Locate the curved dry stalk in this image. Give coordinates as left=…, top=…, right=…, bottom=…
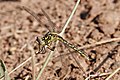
left=36, top=0, right=81, bottom=80
left=105, top=67, right=120, bottom=80
left=79, top=37, right=120, bottom=49
left=8, top=57, right=32, bottom=75
left=85, top=72, right=111, bottom=80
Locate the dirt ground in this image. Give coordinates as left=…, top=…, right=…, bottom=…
left=0, top=0, right=120, bottom=80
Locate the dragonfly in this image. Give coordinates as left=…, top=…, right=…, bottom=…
left=22, top=6, right=92, bottom=61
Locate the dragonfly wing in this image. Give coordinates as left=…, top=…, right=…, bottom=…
left=22, top=6, right=51, bottom=31
left=22, top=6, right=44, bottom=26
left=41, top=8, right=56, bottom=32
left=62, top=42, right=86, bottom=73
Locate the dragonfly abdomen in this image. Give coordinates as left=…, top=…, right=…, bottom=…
left=57, top=35, right=91, bottom=60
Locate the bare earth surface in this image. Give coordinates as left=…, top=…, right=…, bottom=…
left=0, top=0, right=120, bottom=80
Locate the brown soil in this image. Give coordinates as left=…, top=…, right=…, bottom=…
left=0, top=0, right=120, bottom=80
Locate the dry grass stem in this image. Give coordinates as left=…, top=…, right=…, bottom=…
left=79, top=37, right=120, bottom=49
left=28, top=44, right=36, bottom=80
left=85, top=72, right=111, bottom=80
left=36, top=0, right=81, bottom=79
left=8, top=57, right=32, bottom=75
left=105, top=67, right=120, bottom=80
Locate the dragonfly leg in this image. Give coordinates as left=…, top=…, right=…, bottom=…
left=36, top=37, right=41, bottom=54
left=37, top=43, right=41, bottom=53
left=47, top=46, right=55, bottom=51
left=40, top=46, right=46, bottom=54
left=47, top=45, right=55, bottom=51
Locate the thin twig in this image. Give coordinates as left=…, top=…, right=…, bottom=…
left=105, top=67, right=120, bottom=80
left=8, top=39, right=34, bottom=75
left=85, top=72, right=111, bottom=80
left=79, top=37, right=120, bottom=49
left=36, top=0, right=81, bottom=80
left=28, top=44, right=36, bottom=80
left=8, top=57, right=32, bottom=75
left=59, top=0, right=80, bottom=36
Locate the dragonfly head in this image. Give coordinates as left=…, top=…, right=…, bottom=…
left=36, top=37, right=46, bottom=53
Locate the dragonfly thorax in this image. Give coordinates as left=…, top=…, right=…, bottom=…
left=41, top=32, right=58, bottom=45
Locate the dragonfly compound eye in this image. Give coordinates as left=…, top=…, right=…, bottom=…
left=47, top=36, right=51, bottom=40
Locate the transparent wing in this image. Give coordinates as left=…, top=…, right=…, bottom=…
left=22, top=6, right=45, bottom=29
left=41, top=8, right=55, bottom=32
left=22, top=6, right=55, bottom=32
left=62, top=42, right=86, bottom=73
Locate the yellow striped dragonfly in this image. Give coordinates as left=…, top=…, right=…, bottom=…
left=22, top=6, right=92, bottom=61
